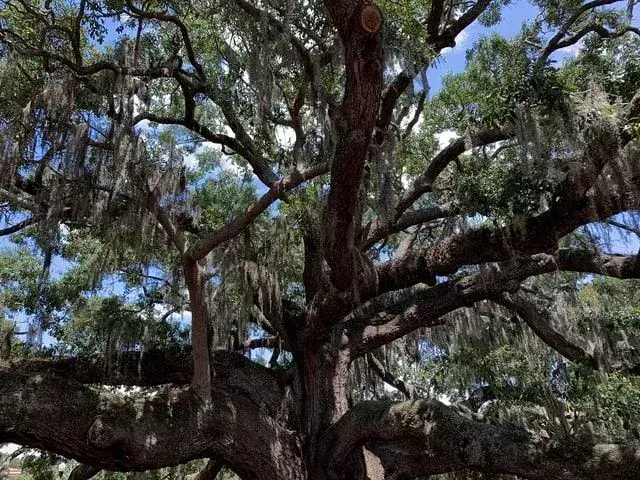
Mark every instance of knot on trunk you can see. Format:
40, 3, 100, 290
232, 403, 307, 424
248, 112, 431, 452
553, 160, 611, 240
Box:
360, 4, 383, 34
88, 416, 117, 448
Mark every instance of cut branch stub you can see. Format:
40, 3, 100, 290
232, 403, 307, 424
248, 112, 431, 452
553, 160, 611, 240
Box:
360, 4, 382, 34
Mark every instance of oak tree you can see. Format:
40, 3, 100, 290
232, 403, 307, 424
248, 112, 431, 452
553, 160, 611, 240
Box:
2, 0, 640, 479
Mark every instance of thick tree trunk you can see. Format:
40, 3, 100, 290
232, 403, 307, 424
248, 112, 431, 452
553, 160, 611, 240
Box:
182, 257, 212, 402
297, 329, 358, 480
322, 1, 383, 291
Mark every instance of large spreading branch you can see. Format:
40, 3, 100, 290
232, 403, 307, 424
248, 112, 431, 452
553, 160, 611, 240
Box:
347, 249, 640, 356
377, 146, 632, 296
0, 355, 302, 479
322, 398, 640, 480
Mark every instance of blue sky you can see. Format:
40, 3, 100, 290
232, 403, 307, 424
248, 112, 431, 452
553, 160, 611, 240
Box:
428, 0, 542, 94
429, 0, 640, 95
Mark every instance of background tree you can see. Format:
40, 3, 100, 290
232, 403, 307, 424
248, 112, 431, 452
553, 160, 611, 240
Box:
1, 0, 640, 479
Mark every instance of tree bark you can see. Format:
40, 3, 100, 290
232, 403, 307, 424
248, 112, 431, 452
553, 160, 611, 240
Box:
182, 257, 212, 402
323, 1, 383, 291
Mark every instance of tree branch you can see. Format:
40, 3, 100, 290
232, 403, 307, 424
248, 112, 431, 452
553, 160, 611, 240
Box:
360, 204, 459, 250
0, 216, 38, 236
323, 398, 640, 480
494, 292, 601, 369
0, 368, 301, 479
366, 352, 416, 400
396, 127, 511, 215
348, 249, 640, 356
68, 464, 101, 480
187, 163, 329, 261
537, 0, 628, 64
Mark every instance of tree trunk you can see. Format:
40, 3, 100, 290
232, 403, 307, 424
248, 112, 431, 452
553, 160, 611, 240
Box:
298, 330, 357, 480
182, 258, 212, 402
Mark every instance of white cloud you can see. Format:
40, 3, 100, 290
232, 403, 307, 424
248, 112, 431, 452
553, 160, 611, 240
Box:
558, 40, 584, 57
441, 29, 471, 56
436, 130, 459, 150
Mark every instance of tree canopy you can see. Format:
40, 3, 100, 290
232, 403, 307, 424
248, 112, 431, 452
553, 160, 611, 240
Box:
2, 0, 640, 479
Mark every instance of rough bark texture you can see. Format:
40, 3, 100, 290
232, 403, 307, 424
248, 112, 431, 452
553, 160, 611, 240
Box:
182, 258, 212, 402
323, 0, 384, 291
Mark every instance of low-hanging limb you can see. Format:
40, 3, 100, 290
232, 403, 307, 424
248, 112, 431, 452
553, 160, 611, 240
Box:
322, 398, 640, 480
0, 359, 302, 479
2, 349, 294, 401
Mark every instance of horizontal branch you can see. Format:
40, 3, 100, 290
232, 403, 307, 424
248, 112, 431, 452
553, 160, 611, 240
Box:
323, 398, 640, 480
348, 249, 640, 356
0, 355, 300, 478
378, 158, 633, 295
4, 348, 194, 386
2, 349, 293, 394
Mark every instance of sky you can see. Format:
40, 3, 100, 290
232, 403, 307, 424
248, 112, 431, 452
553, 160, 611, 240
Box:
1, 0, 639, 348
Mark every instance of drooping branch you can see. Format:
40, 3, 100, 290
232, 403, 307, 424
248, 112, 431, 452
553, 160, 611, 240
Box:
322, 398, 640, 480
366, 352, 417, 400
553, 24, 640, 53
494, 292, 601, 369
376, 0, 493, 135
232, 0, 318, 92
123, 1, 205, 80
